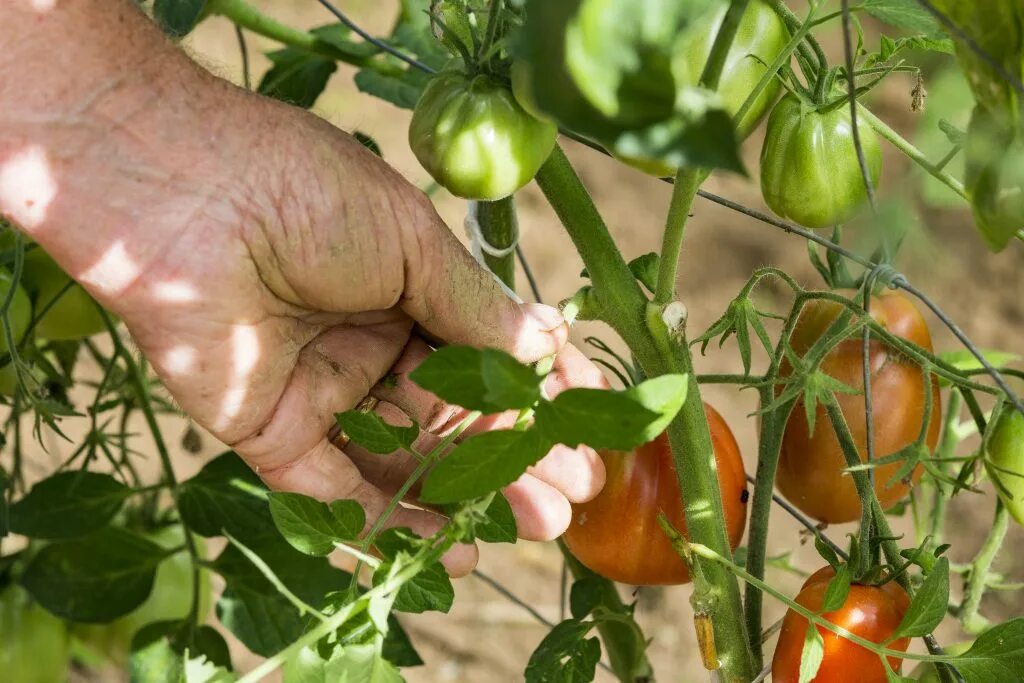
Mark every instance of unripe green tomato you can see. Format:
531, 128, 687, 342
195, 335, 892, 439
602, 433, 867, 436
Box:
908, 641, 971, 682
19, 247, 107, 341
985, 404, 1024, 527
760, 94, 882, 229
617, 0, 789, 177
409, 72, 558, 200
73, 525, 212, 666
0, 583, 71, 683
964, 106, 1024, 252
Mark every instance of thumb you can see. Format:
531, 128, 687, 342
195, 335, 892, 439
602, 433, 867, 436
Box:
398, 194, 567, 362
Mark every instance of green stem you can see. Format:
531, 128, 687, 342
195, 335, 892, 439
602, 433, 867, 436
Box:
653, 170, 701, 305
699, 0, 751, 90
476, 198, 518, 290
960, 501, 1009, 634
206, 0, 400, 74
559, 543, 653, 682
98, 309, 204, 636
858, 107, 967, 199
928, 391, 963, 543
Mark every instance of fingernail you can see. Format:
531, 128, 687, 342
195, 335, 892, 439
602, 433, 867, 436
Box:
523, 303, 565, 333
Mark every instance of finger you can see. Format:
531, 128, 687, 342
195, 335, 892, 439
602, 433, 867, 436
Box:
502, 474, 572, 541
397, 197, 567, 362
259, 438, 478, 577
527, 444, 605, 504
233, 320, 409, 472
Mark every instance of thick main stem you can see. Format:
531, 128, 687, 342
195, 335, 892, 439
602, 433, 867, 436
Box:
476, 198, 518, 289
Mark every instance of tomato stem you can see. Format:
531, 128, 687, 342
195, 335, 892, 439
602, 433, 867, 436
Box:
475, 197, 518, 289
959, 500, 1008, 634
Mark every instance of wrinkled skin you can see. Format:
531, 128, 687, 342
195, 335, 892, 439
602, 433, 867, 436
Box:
563, 403, 747, 585
0, 0, 608, 577
777, 290, 941, 524
772, 566, 911, 683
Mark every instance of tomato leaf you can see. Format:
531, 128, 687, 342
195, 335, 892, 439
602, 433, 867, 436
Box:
258, 49, 338, 109
285, 643, 402, 683
821, 565, 851, 613
951, 618, 1024, 680
569, 577, 607, 620
373, 528, 454, 614
21, 527, 167, 622
627, 252, 660, 293
420, 429, 552, 504
535, 374, 688, 451
524, 619, 601, 683
382, 614, 424, 667
178, 452, 271, 542
472, 492, 518, 544
861, 0, 945, 36
7, 470, 130, 540
153, 0, 207, 39
335, 411, 419, 455
894, 557, 950, 639
268, 493, 365, 556
409, 345, 543, 414
129, 622, 233, 683
938, 349, 1020, 387
798, 621, 825, 683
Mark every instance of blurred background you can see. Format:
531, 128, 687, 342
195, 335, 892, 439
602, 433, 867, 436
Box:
30, 1, 1020, 680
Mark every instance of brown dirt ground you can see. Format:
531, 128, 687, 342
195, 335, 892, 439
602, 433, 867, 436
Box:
42, 1, 1024, 681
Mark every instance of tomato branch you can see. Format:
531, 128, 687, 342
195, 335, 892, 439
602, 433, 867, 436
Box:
959, 500, 1009, 634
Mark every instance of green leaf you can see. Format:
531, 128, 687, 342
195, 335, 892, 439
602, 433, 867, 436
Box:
354, 69, 430, 110
214, 534, 351, 656
409, 345, 542, 414
258, 50, 338, 109
382, 615, 423, 667
153, 0, 207, 39
938, 348, 1020, 386
798, 622, 825, 683
336, 411, 419, 454
284, 643, 402, 683
354, 132, 383, 158
268, 492, 365, 556
373, 528, 454, 614
568, 577, 606, 620
0, 464, 8, 538
473, 492, 517, 544
178, 451, 271, 542
420, 429, 552, 504
21, 527, 166, 622
8, 470, 129, 539
861, 0, 944, 35
894, 557, 949, 638
524, 619, 601, 683
627, 252, 660, 293
953, 618, 1024, 681
129, 622, 233, 683
534, 374, 687, 451
821, 564, 851, 613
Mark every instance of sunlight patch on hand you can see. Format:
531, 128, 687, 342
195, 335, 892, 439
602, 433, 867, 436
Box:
214, 324, 261, 431
80, 240, 140, 295
162, 345, 197, 376
0, 146, 57, 230
152, 280, 199, 303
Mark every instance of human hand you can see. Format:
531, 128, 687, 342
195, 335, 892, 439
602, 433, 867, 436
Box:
0, 0, 605, 577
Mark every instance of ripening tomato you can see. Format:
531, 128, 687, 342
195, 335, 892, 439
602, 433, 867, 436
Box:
760, 94, 882, 229
772, 566, 911, 683
776, 290, 941, 523
562, 403, 747, 585
985, 402, 1024, 527
0, 583, 70, 683
73, 524, 212, 665
409, 72, 558, 200
19, 247, 107, 341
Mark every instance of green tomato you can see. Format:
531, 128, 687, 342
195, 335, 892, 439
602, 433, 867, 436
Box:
908, 641, 971, 682
964, 106, 1024, 252
73, 524, 212, 666
19, 247, 107, 341
985, 403, 1024, 527
409, 72, 558, 200
0, 584, 70, 683
760, 94, 882, 229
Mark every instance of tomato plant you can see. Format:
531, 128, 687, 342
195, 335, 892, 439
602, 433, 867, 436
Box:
0, 583, 70, 683
409, 71, 557, 200
562, 403, 747, 585
771, 566, 911, 683
776, 290, 942, 523
760, 94, 882, 229
2, 1, 1024, 683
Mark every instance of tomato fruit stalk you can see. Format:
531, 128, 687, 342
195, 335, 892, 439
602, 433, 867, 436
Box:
760, 94, 882, 229
776, 290, 941, 523
562, 403, 747, 585
771, 566, 911, 682
409, 72, 557, 200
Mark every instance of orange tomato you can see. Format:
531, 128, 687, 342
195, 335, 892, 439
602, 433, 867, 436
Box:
772, 566, 911, 682
562, 403, 747, 585
777, 290, 941, 523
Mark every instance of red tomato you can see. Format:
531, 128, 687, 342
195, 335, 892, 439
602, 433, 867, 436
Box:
777, 290, 941, 523
562, 403, 747, 585
772, 566, 911, 682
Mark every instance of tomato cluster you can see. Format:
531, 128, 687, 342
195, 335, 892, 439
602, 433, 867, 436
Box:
562, 403, 747, 586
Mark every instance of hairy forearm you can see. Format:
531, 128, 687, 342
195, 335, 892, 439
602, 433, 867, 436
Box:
0, 0, 244, 301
